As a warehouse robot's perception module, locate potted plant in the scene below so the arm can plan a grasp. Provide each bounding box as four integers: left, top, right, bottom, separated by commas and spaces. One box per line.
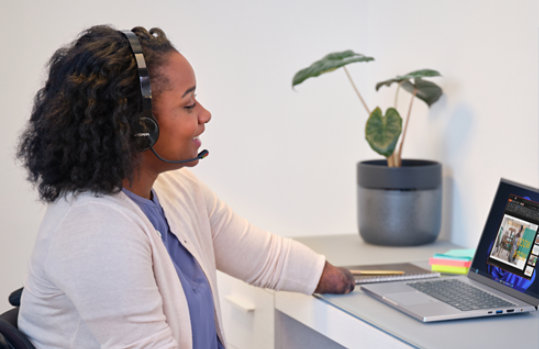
292, 50, 443, 246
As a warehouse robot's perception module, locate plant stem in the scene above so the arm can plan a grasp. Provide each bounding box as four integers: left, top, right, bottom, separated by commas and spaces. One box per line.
394, 81, 403, 108
343, 66, 370, 115
387, 154, 396, 167
396, 89, 417, 166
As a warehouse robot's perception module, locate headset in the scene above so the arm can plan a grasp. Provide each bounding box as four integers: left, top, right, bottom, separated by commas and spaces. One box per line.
120, 30, 208, 163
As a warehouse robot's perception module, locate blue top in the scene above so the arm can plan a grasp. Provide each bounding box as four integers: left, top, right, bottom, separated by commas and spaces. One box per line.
123, 189, 223, 349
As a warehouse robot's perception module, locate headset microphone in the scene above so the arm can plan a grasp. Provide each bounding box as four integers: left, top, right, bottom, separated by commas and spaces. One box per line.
150, 149, 209, 164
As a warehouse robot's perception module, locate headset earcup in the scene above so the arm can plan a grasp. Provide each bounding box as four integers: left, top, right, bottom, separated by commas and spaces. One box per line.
134, 116, 159, 151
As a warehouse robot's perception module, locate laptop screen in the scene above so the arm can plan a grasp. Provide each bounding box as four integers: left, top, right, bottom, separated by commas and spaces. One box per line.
471, 179, 539, 300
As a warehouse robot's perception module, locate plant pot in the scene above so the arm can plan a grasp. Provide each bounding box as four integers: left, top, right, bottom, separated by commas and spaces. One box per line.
357, 159, 442, 246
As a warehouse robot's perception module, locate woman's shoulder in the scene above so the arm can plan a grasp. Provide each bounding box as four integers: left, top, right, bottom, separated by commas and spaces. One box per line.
46, 190, 146, 229
54, 190, 134, 211
37, 191, 154, 260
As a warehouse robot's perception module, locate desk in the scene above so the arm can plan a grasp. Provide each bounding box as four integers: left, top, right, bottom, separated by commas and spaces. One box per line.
274, 234, 539, 349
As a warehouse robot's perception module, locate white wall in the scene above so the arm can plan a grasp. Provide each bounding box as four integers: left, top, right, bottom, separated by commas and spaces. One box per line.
1, 0, 538, 310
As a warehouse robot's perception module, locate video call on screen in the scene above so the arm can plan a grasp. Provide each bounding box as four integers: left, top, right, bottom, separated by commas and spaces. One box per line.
488, 194, 539, 280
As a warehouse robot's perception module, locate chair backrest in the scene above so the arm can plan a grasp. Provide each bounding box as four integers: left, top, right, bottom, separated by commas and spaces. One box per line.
0, 331, 12, 349
8, 289, 22, 308
0, 289, 35, 349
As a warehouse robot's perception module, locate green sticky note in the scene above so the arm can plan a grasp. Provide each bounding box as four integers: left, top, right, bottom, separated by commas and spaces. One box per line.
433, 249, 475, 260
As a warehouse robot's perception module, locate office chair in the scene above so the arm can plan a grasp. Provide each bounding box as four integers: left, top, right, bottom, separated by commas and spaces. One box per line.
0, 288, 35, 349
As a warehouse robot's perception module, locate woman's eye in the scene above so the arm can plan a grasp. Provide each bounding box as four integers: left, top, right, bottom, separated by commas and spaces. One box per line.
185, 102, 196, 110
184, 94, 197, 110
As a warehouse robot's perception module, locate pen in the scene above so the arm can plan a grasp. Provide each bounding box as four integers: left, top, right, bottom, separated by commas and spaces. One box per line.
349, 269, 405, 275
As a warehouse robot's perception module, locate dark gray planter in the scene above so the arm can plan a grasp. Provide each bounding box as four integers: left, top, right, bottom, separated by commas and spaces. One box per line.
357, 159, 442, 246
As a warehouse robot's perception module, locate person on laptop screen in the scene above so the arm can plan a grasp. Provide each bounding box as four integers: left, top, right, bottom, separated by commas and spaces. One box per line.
486, 194, 537, 291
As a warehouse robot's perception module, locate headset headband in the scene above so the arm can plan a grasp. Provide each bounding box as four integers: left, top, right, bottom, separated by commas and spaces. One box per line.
121, 30, 153, 115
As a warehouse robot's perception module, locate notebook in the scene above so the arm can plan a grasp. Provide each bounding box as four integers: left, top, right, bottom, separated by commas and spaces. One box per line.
346, 262, 440, 284
361, 178, 539, 322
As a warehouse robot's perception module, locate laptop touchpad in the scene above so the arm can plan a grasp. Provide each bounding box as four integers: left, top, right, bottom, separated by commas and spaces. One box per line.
389, 291, 437, 305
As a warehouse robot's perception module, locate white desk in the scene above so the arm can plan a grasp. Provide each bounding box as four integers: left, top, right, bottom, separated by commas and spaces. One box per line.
274, 234, 539, 349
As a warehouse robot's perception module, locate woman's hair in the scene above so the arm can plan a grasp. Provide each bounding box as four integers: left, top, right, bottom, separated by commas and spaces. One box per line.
17, 25, 177, 202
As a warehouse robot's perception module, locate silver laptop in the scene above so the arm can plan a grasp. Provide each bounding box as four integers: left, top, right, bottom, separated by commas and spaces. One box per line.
361, 178, 539, 322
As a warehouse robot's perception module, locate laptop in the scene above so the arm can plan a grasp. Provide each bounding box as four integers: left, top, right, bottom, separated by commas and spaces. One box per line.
361, 178, 539, 322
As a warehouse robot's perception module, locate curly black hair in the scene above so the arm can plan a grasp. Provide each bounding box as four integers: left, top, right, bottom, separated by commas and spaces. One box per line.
17, 25, 177, 202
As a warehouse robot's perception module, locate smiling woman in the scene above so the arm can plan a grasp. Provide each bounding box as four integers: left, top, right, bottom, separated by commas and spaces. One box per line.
15, 24, 354, 349
126, 50, 213, 199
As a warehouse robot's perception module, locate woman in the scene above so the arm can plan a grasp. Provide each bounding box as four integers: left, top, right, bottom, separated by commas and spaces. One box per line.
16, 25, 354, 348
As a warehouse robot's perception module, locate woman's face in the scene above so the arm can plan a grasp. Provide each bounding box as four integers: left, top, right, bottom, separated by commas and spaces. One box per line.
148, 51, 211, 169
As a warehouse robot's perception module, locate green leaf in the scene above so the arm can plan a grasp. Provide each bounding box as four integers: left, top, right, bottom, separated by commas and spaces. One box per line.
375, 69, 442, 106
375, 69, 441, 91
292, 50, 374, 87
365, 107, 402, 157
401, 68, 441, 79
401, 78, 443, 106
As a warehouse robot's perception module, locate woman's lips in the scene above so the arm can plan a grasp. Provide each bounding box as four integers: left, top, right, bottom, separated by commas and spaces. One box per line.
193, 137, 202, 148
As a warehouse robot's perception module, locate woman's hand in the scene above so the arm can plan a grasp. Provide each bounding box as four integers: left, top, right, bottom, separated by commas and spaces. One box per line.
314, 261, 355, 294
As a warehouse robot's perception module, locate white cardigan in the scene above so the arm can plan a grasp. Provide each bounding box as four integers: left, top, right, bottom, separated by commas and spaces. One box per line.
18, 169, 325, 348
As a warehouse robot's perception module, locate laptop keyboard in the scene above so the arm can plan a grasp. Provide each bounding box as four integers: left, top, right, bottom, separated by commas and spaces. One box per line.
408, 279, 514, 311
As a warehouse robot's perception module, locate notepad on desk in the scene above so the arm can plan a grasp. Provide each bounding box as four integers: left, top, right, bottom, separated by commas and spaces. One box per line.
345, 262, 440, 284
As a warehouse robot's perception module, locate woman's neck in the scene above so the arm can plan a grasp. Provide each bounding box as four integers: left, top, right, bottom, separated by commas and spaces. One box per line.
122, 168, 158, 199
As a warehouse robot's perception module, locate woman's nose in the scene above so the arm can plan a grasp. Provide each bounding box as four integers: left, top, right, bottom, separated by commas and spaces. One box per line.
199, 103, 211, 124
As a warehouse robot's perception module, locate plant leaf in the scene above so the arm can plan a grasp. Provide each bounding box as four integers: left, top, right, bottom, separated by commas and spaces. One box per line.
400, 68, 441, 79
365, 107, 402, 157
375, 69, 441, 91
401, 78, 443, 106
375, 69, 442, 106
292, 50, 374, 87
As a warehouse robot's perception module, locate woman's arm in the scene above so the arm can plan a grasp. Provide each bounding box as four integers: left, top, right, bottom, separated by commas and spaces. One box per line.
199, 178, 354, 294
